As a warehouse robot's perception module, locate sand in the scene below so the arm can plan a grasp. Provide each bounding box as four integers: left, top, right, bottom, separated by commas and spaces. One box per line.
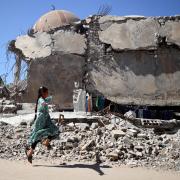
0, 159, 179, 180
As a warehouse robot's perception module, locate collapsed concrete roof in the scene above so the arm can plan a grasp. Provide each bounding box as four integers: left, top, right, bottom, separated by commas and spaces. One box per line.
99, 16, 180, 50
14, 15, 180, 60
33, 10, 80, 32
10, 14, 180, 107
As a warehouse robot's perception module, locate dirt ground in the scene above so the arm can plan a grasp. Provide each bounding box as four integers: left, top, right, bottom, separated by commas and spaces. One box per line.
0, 159, 179, 180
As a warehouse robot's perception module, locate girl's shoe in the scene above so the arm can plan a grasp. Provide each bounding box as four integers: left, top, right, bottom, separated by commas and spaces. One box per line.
25, 146, 33, 164
42, 139, 52, 150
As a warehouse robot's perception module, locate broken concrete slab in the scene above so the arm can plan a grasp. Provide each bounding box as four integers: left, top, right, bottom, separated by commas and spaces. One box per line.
52, 30, 86, 55
11, 15, 180, 107
161, 21, 180, 46
99, 18, 160, 50
15, 30, 86, 60
15, 32, 52, 59
99, 15, 126, 24
99, 16, 126, 30
99, 15, 145, 30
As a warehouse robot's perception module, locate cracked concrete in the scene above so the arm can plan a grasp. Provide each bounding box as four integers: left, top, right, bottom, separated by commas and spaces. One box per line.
99, 18, 160, 50
12, 15, 180, 107
15, 32, 52, 59
52, 30, 86, 55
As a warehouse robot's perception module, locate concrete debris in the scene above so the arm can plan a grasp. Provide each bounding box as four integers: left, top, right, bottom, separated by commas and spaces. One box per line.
81, 139, 95, 151
0, 98, 22, 114
10, 15, 180, 107
161, 21, 180, 46
0, 115, 180, 171
6, 13, 180, 109
0, 83, 23, 114
91, 122, 98, 129
15, 32, 52, 59
0, 113, 180, 171
2, 105, 17, 114
15, 30, 86, 60
124, 111, 136, 119
107, 152, 119, 161
111, 130, 126, 139
1, 13, 180, 172
75, 123, 89, 131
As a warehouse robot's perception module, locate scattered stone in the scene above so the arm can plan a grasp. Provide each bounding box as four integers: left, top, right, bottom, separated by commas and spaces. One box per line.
112, 130, 126, 139
67, 122, 74, 128
124, 111, 136, 119
137, 133, 148, 139
75, 123, 89, 131
127, 128, 139, 137
91, 123, 98, 129
0, 112, 180, 172
106, 124, 115, 131
107, 152, 119, 161
81, 139, 95, 151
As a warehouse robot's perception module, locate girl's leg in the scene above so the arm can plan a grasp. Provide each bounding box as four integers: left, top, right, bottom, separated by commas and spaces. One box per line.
26, 141, 39, 163
42, 136, 53, 150
27, 148, 34, 157
31, 141, 39, 150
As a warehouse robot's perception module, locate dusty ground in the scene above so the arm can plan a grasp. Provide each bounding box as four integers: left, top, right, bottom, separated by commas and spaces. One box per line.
0, 159, 179, 180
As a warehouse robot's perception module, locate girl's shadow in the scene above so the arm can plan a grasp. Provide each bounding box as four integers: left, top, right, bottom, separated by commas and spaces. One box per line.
33, 163, 112, 176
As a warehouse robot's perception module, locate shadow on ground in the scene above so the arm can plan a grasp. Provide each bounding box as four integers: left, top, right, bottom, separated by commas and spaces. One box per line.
33, 163, 112, 176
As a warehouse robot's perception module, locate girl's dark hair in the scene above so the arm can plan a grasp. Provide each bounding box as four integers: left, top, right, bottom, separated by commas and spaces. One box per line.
34, 86, 48, 120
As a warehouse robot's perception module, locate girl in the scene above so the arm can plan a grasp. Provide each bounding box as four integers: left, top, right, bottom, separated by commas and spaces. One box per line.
25, 86, 59, 163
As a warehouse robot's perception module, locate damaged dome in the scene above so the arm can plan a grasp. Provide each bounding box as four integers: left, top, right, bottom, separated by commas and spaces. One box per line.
33, 10, 80, 32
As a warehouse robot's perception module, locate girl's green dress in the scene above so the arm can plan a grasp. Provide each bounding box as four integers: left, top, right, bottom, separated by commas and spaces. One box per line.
28, 96, 59, 145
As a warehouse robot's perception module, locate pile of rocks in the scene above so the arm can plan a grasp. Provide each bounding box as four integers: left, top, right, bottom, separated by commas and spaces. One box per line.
0, 117, 180, 171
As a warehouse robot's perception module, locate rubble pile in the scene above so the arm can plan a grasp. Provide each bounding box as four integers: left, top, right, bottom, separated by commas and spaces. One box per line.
0, 116, 180, 171
0, 98, 22, 114
0, 78, 23, 114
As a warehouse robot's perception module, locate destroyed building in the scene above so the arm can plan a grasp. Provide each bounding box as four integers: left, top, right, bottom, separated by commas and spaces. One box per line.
8, 10, 180, 115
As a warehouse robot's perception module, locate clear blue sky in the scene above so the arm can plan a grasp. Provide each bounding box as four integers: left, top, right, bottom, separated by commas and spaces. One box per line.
0, 0, 180, 83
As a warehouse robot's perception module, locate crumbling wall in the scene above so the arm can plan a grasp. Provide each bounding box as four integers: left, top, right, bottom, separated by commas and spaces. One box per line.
86, 15, 180, 106
12, 15, 180, 107
23, 53, 85, 109
14, 29, 86, 109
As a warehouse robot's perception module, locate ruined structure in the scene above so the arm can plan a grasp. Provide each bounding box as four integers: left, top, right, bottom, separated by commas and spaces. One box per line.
9, 10, 180, 109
